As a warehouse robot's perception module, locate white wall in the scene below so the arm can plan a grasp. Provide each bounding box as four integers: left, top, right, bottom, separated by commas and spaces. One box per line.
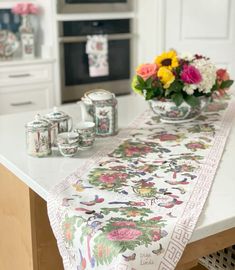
135, 0, 165, 64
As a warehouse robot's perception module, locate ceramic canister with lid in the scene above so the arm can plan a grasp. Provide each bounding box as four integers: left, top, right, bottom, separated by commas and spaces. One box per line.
25, 114, 52, 157
45, 107, 73, 134
80, 89, 118, 136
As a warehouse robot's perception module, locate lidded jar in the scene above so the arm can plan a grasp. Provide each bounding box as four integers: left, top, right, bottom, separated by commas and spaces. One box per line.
80, 90, 118, 136
25, 114, 52, 157
45, 107, 73, 134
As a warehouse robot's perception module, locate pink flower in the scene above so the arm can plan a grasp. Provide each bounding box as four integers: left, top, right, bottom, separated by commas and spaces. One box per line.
116, 173, 128, 179
158, 134, 179, 141
99, 174, 116, 183
150, 216, 162, 221
151, 230, 161, 241
125, 146, 140, 156
216, 69, 230, 82
107, 228, 142, 241
28, 3, 39, 14
111, 221, 136, 227
216, 69, 230, 97
12, 3, 39, 15
136, 63, 157, 81
181, 64, 202, 84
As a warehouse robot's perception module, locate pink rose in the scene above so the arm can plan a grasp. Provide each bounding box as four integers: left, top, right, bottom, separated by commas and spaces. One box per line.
99, 174, 116, 183
136, 63, 157, 81
107, 228, 142, 241
216, 69, 230, 82
12, 3, 39, 15
216, 69, 231, 97
181, 64, 202, 84
159, 134, 179, 141
29, 3, 39, 14
112, 221, 136, 227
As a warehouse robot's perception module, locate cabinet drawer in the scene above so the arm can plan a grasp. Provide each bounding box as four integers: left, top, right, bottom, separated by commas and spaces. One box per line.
0, 64, 52, 87
0, 84, 51, 114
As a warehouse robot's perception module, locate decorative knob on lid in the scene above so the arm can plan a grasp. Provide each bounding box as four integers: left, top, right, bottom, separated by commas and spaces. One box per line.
26, 114, 50, 130
45, 107, 70, 121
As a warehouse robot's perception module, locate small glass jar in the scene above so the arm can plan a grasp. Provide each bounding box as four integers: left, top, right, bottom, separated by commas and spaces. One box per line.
25, 114, 52, 157
45, 107, 73, 135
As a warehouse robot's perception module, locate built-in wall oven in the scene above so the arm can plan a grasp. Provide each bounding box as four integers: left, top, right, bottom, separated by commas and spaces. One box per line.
57, 0, 133, 14
59, 19, 132, 103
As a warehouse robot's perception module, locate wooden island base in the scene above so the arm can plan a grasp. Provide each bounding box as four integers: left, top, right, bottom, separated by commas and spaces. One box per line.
0, 164, 234, 270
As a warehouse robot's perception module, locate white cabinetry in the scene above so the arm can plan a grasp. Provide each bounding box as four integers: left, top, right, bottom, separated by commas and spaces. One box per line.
0, 59, 54, 114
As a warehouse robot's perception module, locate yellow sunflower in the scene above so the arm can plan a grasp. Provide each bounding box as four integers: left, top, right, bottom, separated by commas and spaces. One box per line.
157, 67, 175, 89
155, 50, 179, 70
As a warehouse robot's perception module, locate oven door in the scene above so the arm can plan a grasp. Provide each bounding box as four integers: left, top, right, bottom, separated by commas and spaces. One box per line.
57, 0, 133, 13
60, 34, 132, 103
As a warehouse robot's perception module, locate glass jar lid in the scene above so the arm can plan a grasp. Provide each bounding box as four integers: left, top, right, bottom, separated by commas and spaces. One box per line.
25, 114, 51, 131
45, 107, 70, 121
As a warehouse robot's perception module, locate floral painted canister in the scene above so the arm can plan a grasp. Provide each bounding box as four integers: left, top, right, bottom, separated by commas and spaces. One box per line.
25, 114, 52, 157
45, 107, 73, 134
80, 90, 118, 137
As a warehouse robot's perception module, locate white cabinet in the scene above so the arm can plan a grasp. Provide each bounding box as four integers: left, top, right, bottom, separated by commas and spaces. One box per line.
0, 59, 54, 114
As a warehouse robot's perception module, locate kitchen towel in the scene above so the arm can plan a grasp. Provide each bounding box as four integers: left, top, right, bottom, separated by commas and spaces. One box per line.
86, 35, 109, 77
48, 98, 235, 270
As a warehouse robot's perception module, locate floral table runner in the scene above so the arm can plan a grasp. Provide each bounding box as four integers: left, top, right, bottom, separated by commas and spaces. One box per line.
48, 99, 235, 270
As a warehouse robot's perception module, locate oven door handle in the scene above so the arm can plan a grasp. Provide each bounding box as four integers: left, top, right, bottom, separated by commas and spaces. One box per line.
59, 33, 133, 43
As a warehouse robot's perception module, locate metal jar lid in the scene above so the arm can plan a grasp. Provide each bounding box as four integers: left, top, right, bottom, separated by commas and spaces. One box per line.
45, 107, 70, 122
25, 114, 51, 131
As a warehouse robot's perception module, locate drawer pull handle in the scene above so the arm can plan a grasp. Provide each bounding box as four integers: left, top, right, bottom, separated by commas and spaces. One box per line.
10, 101, 33, 107
9, 73, 31, 78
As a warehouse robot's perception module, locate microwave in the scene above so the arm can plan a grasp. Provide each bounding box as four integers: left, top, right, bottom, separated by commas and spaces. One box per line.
57, 0, 133, 14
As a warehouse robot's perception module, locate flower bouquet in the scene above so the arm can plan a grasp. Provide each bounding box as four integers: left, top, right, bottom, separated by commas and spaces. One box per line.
12, 3, 39, 33
132, 50, 233, 123
12, 3, 39, 59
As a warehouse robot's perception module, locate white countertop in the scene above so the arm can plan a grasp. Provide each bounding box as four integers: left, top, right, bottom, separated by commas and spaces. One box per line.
0, 94, 235, 243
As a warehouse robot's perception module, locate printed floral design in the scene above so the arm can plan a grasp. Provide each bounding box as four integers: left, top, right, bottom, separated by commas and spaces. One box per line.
205, 101, 228, 112
132, 180, 158, 198
62, 215, 84, 247
88, 168, 131, 192
109, 140, 164, 159
188, 124, 215, 134
50, 100, 232, 270
101, 207, 153, 218
92, 217, 167, 266
185, 141, 209, 151
149, 132, 185, 142
107, 228, 143, 241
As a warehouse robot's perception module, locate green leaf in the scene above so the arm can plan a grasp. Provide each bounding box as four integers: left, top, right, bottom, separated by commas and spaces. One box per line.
184, 95, 200, 107
167, 80, 183, 93
146, 77, 153, 88
211, 81, 219, 91
144, 89, 154, 100
171, 93, 184, 106
135, 84, 144, 90
137, 75, 145, 87
220, 80, 234, 89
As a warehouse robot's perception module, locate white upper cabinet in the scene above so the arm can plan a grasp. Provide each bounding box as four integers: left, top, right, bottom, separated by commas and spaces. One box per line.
165, 0, 235, 78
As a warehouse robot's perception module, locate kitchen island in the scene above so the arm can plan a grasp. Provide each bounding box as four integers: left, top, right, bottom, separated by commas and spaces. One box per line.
0, 94, 235, 270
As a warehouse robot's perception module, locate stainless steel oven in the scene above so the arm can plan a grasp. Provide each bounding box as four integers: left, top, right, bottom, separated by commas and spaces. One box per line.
59, 19, 132, 103
57, 0, 133, 14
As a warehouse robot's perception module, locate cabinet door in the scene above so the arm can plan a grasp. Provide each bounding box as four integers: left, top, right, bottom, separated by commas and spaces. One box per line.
0, 83, 53, 115
165, 0, 235, 78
